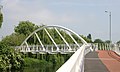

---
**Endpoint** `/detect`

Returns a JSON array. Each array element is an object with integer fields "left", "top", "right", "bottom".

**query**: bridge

[{"left": 16, "top": 25, "right": 120, "bottom": 72}]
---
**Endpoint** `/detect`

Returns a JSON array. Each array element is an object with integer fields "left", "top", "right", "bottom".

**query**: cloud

[
  {"left": 1, "top": 0, "right": 100, "bottom": 30},
  {"left": 1, "top": 0, "right": 119, "bottom": 42},
  {"left": 0, "top": 0, "right": 81, "bottom": 40},
  {"left": 2, "top": 1, "right": 79, "bottom": 26}
]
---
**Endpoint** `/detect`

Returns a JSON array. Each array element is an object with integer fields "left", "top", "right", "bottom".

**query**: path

[
  {"left": 98, "top": 50, "right": 120, "bottom": 72},
  {"left": 84, "top": 51, "right": 109, "bottom": 72},
  {"left": 85, "top": 50, "right": 120, "bottom": 72}
]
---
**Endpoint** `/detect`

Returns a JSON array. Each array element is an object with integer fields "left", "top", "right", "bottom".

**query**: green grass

[{"left": 24, "top": 57, "right": 52, "bottom": 68}]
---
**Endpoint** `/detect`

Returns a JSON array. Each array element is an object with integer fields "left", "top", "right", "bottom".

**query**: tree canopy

[
  {"left": 0, "top": 12, "right": 3, "bottom": 28},
  {"left": 87, "top": 34, "right": 92, "bottom": 40},
  {"left": 1, "top": 33, "right": 26, "bottom": 46},
  {"left": 0, "top": 42, "right": 24, "bottom": 71},
  {"left": 81, "top": 35, "right": 92, "bottom": 43},
  {"left": 2, "top": 20, "right": 94, "bottom": 46},
  {"left": 94, "top": 39, "right": 104, "bottom": 43},
  {"left": 105, "top": 40, "right": 111, "bottom": 43},
  {"left": 14, "top": 21, "right": 38, "bottom": 36},
  {"left": 117, "top": 40, "right": 120, "bottom": 44}
]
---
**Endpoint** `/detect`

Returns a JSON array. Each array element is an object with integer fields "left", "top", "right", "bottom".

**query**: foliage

[
  {"left": 105, "top": 40, "right": 111, "bottom": 43},
  {"left": 117, "top": 40, "right": 120, "bottom": 44},
  {"left": 94, "top": 39, "right": 104, "bottom": 43},
  {"left": 0, "top": 42, "right": 24, "bottom": 71},
  {"left": 60, "top": 30, "right": 74, "bottom": 44},
  {"left": 80, "top": 35, "right": 92, "bottom": 43},
  {"left": 23, "top": 53, "right": 72, "bottom": 72},
  {"left": 24, "top": 57, "right": 52, "bottom": 68},
  {"left": 0, "top": 12, "right": 3, "bottom": 28},
  {"left": 27, "top": 28, "right": 94, "bottom": 45},
  {"left": 13, "top": 21, "right": 93, "bottom": 45},
  {"left": 1, "top": 33, "right": 26, "bottom": 46},
  {"left": 87, "top": 34, "right": 92, "bottom": 40},
  {"left": 14, "top": 21, "right": 39, "bottom": 36}
]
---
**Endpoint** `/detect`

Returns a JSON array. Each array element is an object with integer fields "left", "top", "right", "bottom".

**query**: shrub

[{"left": 0, "top": 42, "right": 24, "bottom": 71}]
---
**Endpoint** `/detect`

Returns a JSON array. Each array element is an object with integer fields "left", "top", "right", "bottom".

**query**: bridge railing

[
  {"left": 56, "top": 44, "right": 91, "bottom": 72},
  {"left": 110, "top": 43, "right": 120, "bottom": 55},
  {"left": 91, "top": 43, "right": 120, "bottom": 55},
  {"left": 16, "top": 44, "right": 84, "bottom": 54},
  {"left": 15, "top": 43, "right": 120, "bottom": 55}
]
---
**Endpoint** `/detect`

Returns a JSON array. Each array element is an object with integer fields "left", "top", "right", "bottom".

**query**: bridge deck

[{"left": 85, "top": 50, "right": 120, "bottom": 72}]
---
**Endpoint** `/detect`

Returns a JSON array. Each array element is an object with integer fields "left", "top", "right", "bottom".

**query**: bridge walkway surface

[{"left": 84, "top": 50, "right": 120, "bottom": 72}]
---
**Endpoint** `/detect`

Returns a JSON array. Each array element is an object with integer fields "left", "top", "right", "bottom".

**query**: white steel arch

[{"left": 20, "top": 25, "right": 88, "bottom": 48}]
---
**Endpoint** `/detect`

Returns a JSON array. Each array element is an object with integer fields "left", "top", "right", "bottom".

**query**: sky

[{"left": 0, "top": 0, "right": 120, "bottom": 42}]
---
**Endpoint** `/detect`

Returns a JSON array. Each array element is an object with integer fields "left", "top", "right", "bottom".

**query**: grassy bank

[
  {"left": 23, "top": 57, "right": 54, "bottom": 72},
  {"left": 24, "top": 57, "right": 53, "bottom": 68}
]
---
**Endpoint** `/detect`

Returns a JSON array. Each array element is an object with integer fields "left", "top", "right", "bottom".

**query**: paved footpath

[
  {"left": 98, "top": 50, "right": 120, "bottom": 72},
  {"left": 84, "top": 50, "right": 120, "bottom": 72}
]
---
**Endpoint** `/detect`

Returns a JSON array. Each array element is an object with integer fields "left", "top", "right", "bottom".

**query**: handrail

[
  {"left": 91, "top": 43, "right": 120, "bottom": 55},
  {"left": 56, "top": 44, "right": 91, "bottom": 72}
]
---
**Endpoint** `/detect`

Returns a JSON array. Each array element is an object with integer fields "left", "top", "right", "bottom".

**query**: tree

[
  {"left": 94, "top": 39, "right": 104, "bottom": 43},
  {"left": 81, "top": 35, "right": 92, "bottom": 43},
  {"left": 0, "top": 42, "right": 24, "bottom": 71},
  {"left": 0, "top": 6, "right": 3, "bottom": 28},
  {"left": 117, "top": 40, "right": 120, "bottom": 44},
  {"left": 1, "top": 33, "right": 26, "bottom": 46},
  {"left": 105, "top": 40, "right": 111, "bottom": 43},
  {"left": 87, "top": 34, "right": 92, "bottom": 40},
  {"left": 14, "top": 21, "right": 38, "bottom": 36}
]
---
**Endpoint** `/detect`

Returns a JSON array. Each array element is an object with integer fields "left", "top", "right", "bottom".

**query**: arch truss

[{"left": 18, "top": 25, "right": 88, "bottom": 54}]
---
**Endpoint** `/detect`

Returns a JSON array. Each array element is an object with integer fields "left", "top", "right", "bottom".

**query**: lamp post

[{"left": 105, "top": 11, "right": 112, "bottom": 43}]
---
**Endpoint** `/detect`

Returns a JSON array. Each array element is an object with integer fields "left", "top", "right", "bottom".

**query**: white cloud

[
  {"left": 0, "top": 0, "right": 81, "bottom": 40},
  {"left": 1, "top": 0, "right": 120, "bottom": 42},
  {"left": 1, "top": 0, "right": 77, "bottom": 24}
]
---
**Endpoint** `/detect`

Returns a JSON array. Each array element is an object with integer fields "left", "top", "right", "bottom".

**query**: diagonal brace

[
  {"left": 44, "top": 28, "right": 59, "bottom": 51},
  {"left": 68, "top": 33, "right": 80, "bottom": 48},
  {"left": 54, "top": 28, "right": 72, "bottom": 50},
  {"left": 35, "top": 32, "right": 45, "bottom": 51}
]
